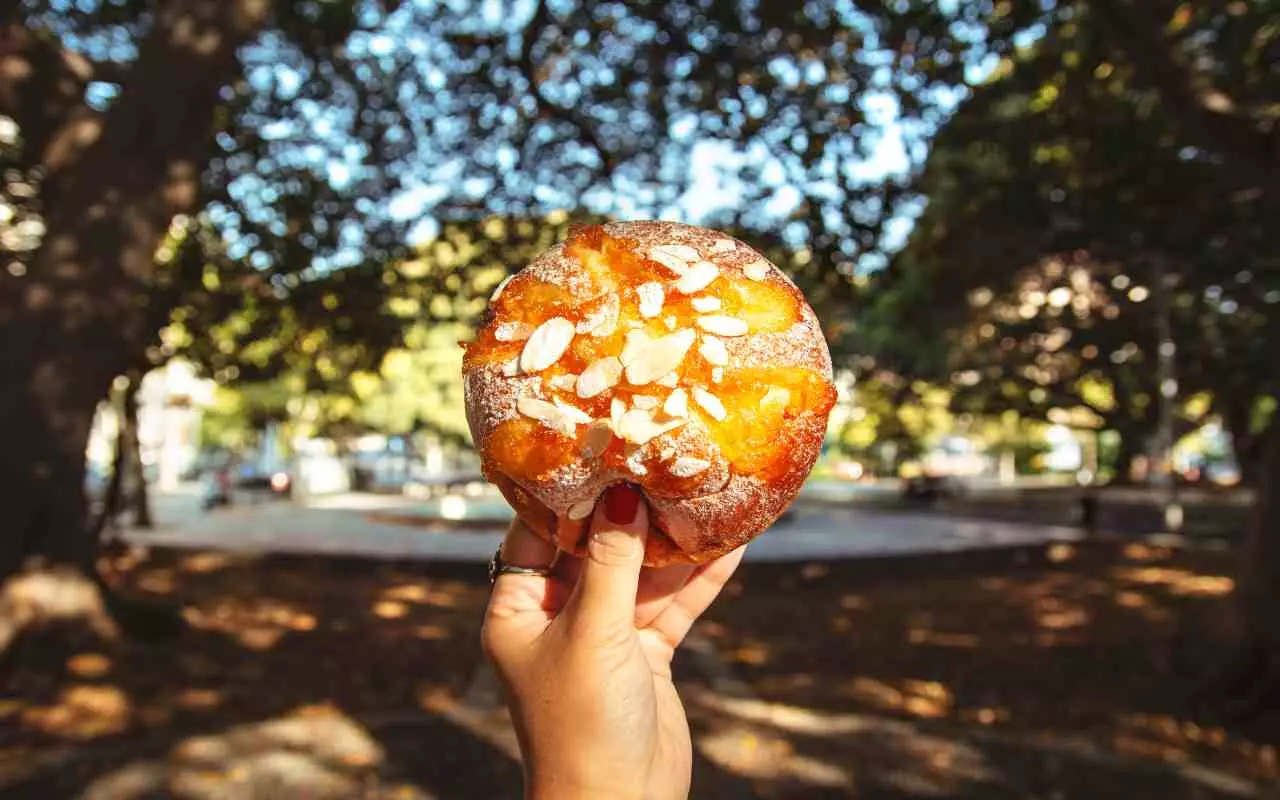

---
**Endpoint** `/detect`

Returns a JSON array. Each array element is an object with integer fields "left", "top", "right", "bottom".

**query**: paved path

[{"left": 124, "top": 488, "right": 1083, "bottom": 563}]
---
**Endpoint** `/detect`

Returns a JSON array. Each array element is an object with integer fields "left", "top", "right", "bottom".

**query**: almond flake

[
  {"left": 520, "top": 317, "right": 575, "bottom": 373},
  {"left": 670, "top": 456, "right": 712, "bottom": 478},
  {"left": 663, "top": 387, "right": 689, "bottom": 418},
  {"left": 576, "top": 356, "right": 623, "bottom": 399},
  {"left": 547, "top": 374, "right": 578, "bottom": 392},
  {"left": 762, "top": 386, "right": 792, "bottom": 409},
  {"left": 610, "top": 397, "right": 626, "bottom": 432},
  {"left": 659, "top": 446, "right": 676, "bottom": 460},
  {"left": 657, "top": 371, "right": 680, "bottom": 388},
  {"left": 621, "top": 329, "right": 697, "bottom": 386},
  {"left": 553, "top": 397, "right": 593, "bottom": 426},
  {"left": 711, "top": 238, "right": 736, "bottom": 253},
  {"left": 576, "top": 294, "right": 619, "bottom": 336},
  {"left": 567, "top": 498, "right": 596, "bottom": 520},
  {"left": 490, "top": 275, "right": 513, "bottom": 302},
  {"left": 647, "top": 247, "right": 691, "bottom": 275},
  {"left": 618, "top": 408, "right": 686, "bottom": 445},
  {"left": 517, "top": 396, "right": 580, "bottom": 436},
  {"left": 696, "top": 315, "right": 749, "bottom": 337},
  {"left": 581, "top": 421, "right": 614, "bottom": 458},
  {"left": 743, "top": 259, "right": 770, "bottom": 281},
  {"left": 698, "top": 335, "right": 728, "bottom": 366},
  {"left": 626, "top": 449, "right": 649, "bottom": 476},
  {"left": 692, "top": 388, "right": 727, "bottom": 421},
  {"left": 637, "top": 282, "right": 665, "bottom": 318},
  {"left": 495, "top": 321, "right": 531, "bottom": 342},
  {"left": 632, "top": 395, "right": 659, "bottom": 410},
  {"left": 691, "top": 296, "right": 721, "bottom": 312},
  {"left": 675, "top": 260, "right": 720, "bottom": 294},
  {"left": 712, "top": 367, "right": 724, "bottom": 383},
  {"left": 653, "top": 243, "right": 700, "bottom": 261},
  {"left": 501, "top": 357, "right": 520, "bottom": 377}
]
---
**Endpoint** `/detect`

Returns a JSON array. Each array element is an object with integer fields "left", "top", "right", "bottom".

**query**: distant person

[{"left": 484, "top": 483, "right": 744, "bottom": 798}]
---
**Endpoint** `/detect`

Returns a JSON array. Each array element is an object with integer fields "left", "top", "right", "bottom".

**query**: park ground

[{"left": 3, "top": 498, "right": 1278, "bottom": 799}]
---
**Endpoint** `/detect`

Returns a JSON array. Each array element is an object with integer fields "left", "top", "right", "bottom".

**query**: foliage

[{"left": 865, "top": 0, "right": 1279, "bottom": 467}]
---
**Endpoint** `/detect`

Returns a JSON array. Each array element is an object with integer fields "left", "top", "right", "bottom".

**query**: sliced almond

[
  {"left": 618, "top": 408, "right": 686, "bottom": 445},
  {"left": 761, "top": 386, "right": 792, "bottom": 410},
  {"left": 576, "top": 294, "right": 619, "bottom": 336},
  {"left": 632, "top": 394, "right": 659, "bottom": 410},
  {"left": 659, "top": 446, "right": 676, "bottom": 461},
  {"left": 696, "top": 315, "right": 749, "bottom": 337},
  {"left": 621, "top": 329, "right": 697, "bottom": 386},
  {"left": 657, "top": 371, "right": 680, "bottom": 388},
  {"left": 637, "top": 282, "right": 664, "bottom": 318},
  {"left": 743, "top": 259, "right": 770, "bottom": 281},
  {"left": 517, "top": 395, "right": 580, "bottom": 436},
  {"left": 501, "top": 357, "right": 520, "bottom": 377},
  {"left": 711, "top": 367, "right": 724, "bottom": 383},
  {"left": 495, "top": 321, "right": 532, "bottom": 342},
  {"left": 652, "top": 243, "right": 699, "bottom": 261},
  {"left": 576, "top": 356, "right": 623, "bottom": 399},
  {"left": 547, "top": 373, "right": 578, "bottom": 392},
  {"left": 620, "top": 329, "right": 650, "bottom": 364},
  {"left": 663, "top": 387, "right": 689, "bottom": 418},
  {"left": 566, "top": 498, "right": 596, "bottom": 520},
  {"left": 711, "top": 238, "right": 736, "bottom": 253},
  {"left": 520, "top": 317, "right": 576, "bottom": 373},
  {"left": 610, "top": 397, "right": 626, "bottom": 432},
  {"left": 553, "top": 397, "right": 594, "bottom": 426},
  {"left": 490, "top": 274, "right": 513, "bottom": 302},
  {"left": 692, "top": 387, "right": 727, "bottom": 421},
  {"left": 675, "top": 260, "right": 720, "bottom": 294},
  {"left": 691, "top": 295, "right": 721, "bottom": 312},
  {"left": 647, "top": 247, "right": 691, "bottom": 275},
  {"left": 670, "top": 456, "right": 712, "bottom": 478},
  {"left": 581, "top": 420, "right": 614, "bottom": 458},
  {"left": 626, "top": 450, "right": 649, "bottom": 476},
  {"left": 698, "top": 335, "right": 729, "bottom": 366}
]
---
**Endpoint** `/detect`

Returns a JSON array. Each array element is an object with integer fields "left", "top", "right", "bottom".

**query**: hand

[{"left": 482, "top": 484, "right": 745, "bottom": 800}]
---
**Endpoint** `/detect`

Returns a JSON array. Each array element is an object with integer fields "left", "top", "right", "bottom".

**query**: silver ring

[{"left": 488, "top": 544, "right": 552, "bottom": 584}]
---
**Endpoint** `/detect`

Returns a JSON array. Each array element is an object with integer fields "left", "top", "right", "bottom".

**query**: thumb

[{"left": 567, "top": 483, "right": 648, "bottom": 632}]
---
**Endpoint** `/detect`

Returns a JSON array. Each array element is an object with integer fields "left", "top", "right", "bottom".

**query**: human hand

[{"left": 482, "top": 484, "right": 745, "bottom": 800}]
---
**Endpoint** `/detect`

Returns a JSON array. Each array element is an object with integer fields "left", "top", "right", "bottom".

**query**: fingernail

[{"left": 603, "top": 483, "right": 641, "bottom": 525}]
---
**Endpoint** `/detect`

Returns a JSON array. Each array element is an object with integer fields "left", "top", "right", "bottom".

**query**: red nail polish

[{"left": 603, "top": 483, "right": 641, "bottom": 525}]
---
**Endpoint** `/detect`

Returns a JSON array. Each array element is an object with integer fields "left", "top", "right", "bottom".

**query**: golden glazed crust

[{"left": 463, "top": 220, "right": 835, "bottom": 566}]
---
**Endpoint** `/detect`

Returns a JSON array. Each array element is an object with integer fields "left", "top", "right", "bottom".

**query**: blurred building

[{"left": 86, "top": 360, "right": 215, "bottom": 490}]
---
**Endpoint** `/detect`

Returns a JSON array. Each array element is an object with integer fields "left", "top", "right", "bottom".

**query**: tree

[
  {"left": 874, "top": 0, "right": 1280, "bottom": 698},
  {"left": 3, "top": 1, "right": 1056, "bottom": 630}
]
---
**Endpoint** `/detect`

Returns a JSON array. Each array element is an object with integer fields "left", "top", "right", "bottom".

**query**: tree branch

[
  {"left": 1093, "top": 0, "right": 1276, "bottom": 184},
  {"left": 518, "top": 0, "right": 615, "bottom": 179}
]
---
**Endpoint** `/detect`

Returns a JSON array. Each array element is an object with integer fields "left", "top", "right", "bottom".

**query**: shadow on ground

[{"left": 0, "top": 543, "right": 1275, "bottom": 798}]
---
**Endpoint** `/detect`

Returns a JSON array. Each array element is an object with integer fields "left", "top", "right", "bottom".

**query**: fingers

[
  {"left": 647, "top": 544, "right": 746, "bottom": 649},
  {"left": 499, "top": 518, "right": 557, "bottom": 569},
  {"left": 488, "top": 519, "right": 558, "bottom": 616},
  {"left": 635, "top": 562, "right": 698, "bottom": 628},
  {"left": 565, "top": 483, "right": 648, "bottom": 633}
]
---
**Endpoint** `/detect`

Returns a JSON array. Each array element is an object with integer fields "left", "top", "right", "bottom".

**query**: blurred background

[{"left": 1, "top": 1, "right": 1277, "bottom": 798}]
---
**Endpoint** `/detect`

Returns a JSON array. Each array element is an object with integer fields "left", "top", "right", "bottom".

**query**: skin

[{"left": 482, "top": 485, "right": 746, "bottom": 800}]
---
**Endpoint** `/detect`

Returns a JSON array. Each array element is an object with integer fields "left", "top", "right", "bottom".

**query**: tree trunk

[
  {"left": 1111, "top": 430, "right": 1143, "bottom": 484},
  {"left": 1208, "top": 417, "right": 1280, "bottom": 715},
  {"left": 0, "top": 0, "right": 269, "bottom": 650},
  {"left": 123, "top": 375, "right": 153, "bottom": 529},
  {"left": 88, "top": 391, "right": 128, "bottom": 546}
]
